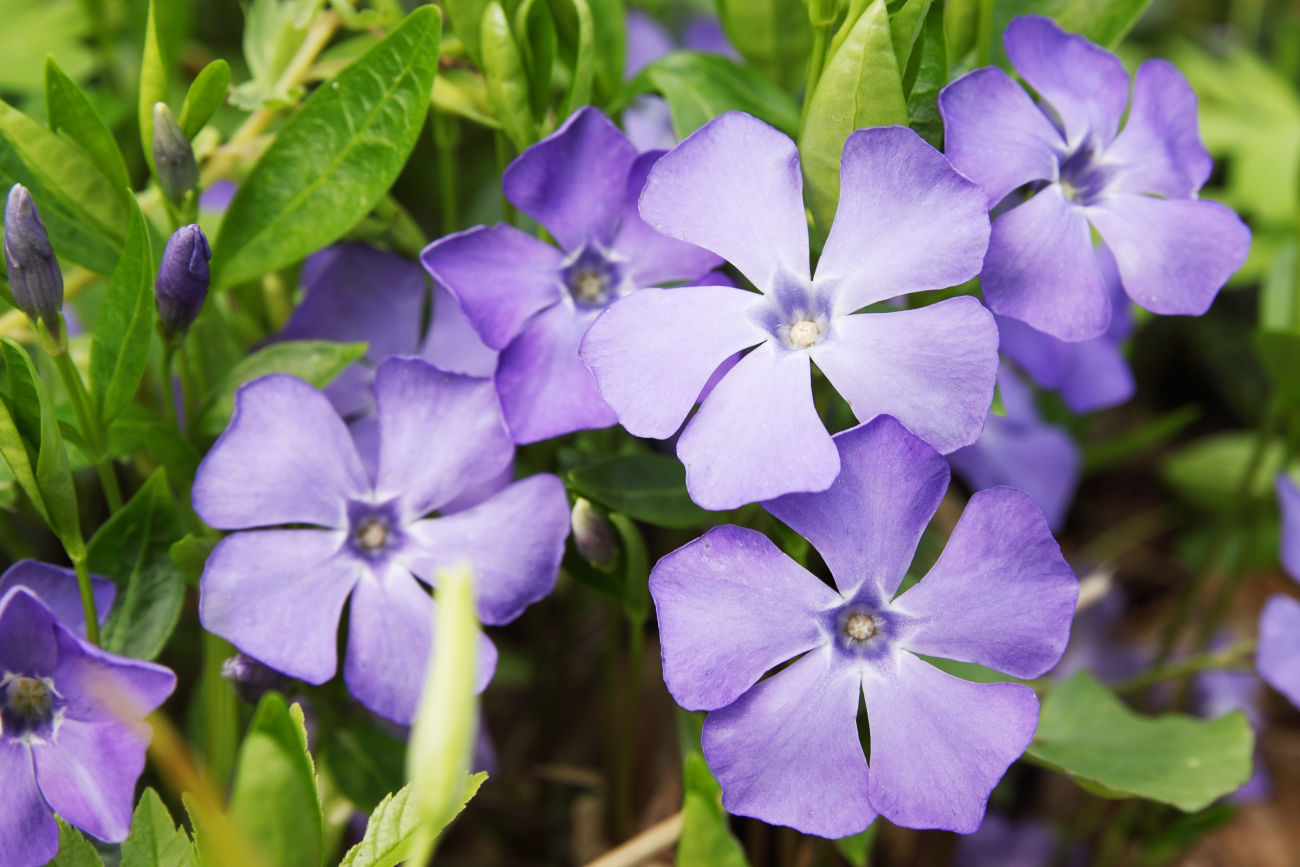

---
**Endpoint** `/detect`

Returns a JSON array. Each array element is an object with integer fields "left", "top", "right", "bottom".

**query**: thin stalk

[
  {"left": 975, "top": 0, "right": 996, "bottom": 68},
  {"left": 72, "top": 553, "right": 100, "bottom": 646},
  {"left": 160, "top": 344, "right": 181, "bottom": 430},
  {"left": 51, "top": 349, "right": 122, "bottom": 512},
  {"left": 432, "top": 110, "right": 460, "bottom": 234},
  {"left": 176, "top": 343, "right": 202, "bottom": 433},
  {"left": 495, "top": 133, "right": 517, "bottom": 226},
  {"left": 1115, "top": 641, "right": 1255, "bottom": 696},
  {"left": 0, "top": 267, "right": 101, "bottom": 339}
]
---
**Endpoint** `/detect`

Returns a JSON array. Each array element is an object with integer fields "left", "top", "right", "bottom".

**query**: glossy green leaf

[
  {"left": 800, "top": 0, "right": 908, "bottom": 231},
  {"left": 229, "top": 694, "right": 324, "bottom": 867},
  {"left": 50, "top": 818, "right": 103, "bottom": 867},
  {"left": 107, "top": 405, "right": 203, "bottom": 491},
  {"left": 88, "top": 468, "right": 187, "bottom": 660},
  {"left": 559, "top": 0, "right": 595, "bottom": 118},
  {"left": 120, "top": 788, "right": 199, "bottom": 867},
  {"left": 44, "top": 56, "right": 132, "bottom": 195},
  {"left": 567, "top": 453, "right": 710, "bottom": 529},
  {"left": 443, "top": 0, "right": 492, "bottom": 66},
  {"left": 905, "top": 0, "right": 948, "bottom": 148},
  {"left": 89, "top": 199, "right": 154, "bottom": 425},
  {"left": 1030, "top": 672, "right": 1253, "bottom": 810},
  {"left": 677, "top": 752, "right": 749, "bottom": 867},
  {"left": 717, "top": 0, "right": 813, "bottom": 92},
  {"left": 515, "top": 0, "right": 556, "bottom": 119},
  {"left": 637, "top": 51, "right": 801, "bottom": 140},
  {"left": 587, "top": 0, "right": 625, "bottom": 101},
  {"left": 890, "top": 0, "right": 933, "bottom": 75},
  {"left": 195, "top": 340, "right": 367, "bottom": 435},
  {"left": 481, "top": 2, "right": 536, "bottom": 150},
  {"left": 339, "top": 775, "right": 487, "bottom": 867},
  {"left": 139, "top": 0, "right": 170, "bottom": 175},
  {"left": 212, "top": 6, "right": 442, "bottom": 289},
  {"left": 180, "top": 59, "right": 232, "bottom": 137}
]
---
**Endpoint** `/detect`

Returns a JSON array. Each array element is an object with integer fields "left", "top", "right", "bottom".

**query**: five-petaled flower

[
  {"left": 193, "top": 357, "right": 570, "bottom": 724},
  {"left": 940, "top": 15, "right": 1251, "bottom": 342},
  {"left": 580, "top": 111, "right": 998, "bottom": 510},
  {"left": 650, "top": 417, "right": 1078, "bottom": 837}
]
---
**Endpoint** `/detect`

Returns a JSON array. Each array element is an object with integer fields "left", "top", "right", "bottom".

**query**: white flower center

[
  {"left": 357, "top": 518, "right": 389, "bottom": 551},
  {"left": 788, "top": 319, "right": 821, "bottom": 348},
  {"left": 843, "top": 612, "right": 878, "bottom": 642}
]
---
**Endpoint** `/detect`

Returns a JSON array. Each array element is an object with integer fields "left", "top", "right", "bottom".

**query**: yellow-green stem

[
  {"left": 73, "top": 554, "right": 100, "bottom": 646},
  {"left": 51, "top": 348, "right": 122, "bottom": 512}
]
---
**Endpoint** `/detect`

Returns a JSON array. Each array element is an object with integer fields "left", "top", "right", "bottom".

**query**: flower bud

[
  {"left": 221, "top": 653, "right": 292, "bottom": 704},
  {"left": 3, "top": 184, "right": 63, "bottom": 337},
  {"left": 152, "top": 103, "right": 198, "bottom": 204},
  {"left": 155, "top": 224, "right": 211, "bottom": 337},
  {"left": 571, "top": 497, "right": 617, "bottom": 570}
]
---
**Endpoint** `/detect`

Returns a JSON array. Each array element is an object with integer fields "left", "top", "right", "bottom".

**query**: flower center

[
  {"left": 788, "top": 319, "right": 822, "bottom": 349},
  {"left": 1, "top": 673, "right": 63, "bottom": 741},
  {"left": 570, "top": 269, "right": 609, "bottom": 305},
  {"left": 843, "top": 611, "right": 878, "bottom": 642},
  {"left": 1056, "top": 144, "right": 1113, "bottom": 205},
  {"left": 356, "top": 517, "right": 389, "bottom": 551},
  {"left": 560, "top": 242, "right": 628, "bottom": 310},
  {"left": 346, "top": 498, "right": 405, "bottom": 561}
]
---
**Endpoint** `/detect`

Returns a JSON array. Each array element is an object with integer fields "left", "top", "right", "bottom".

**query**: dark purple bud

[
  {"left": 155, "top": 224, "right": 211, "bottom": 336},
  {"left": 3, "top": 185, "right": 63, "bottom": 338},
  {"left": 152, "top": 103, "right": 198, "bottom": 204},
  {"left": 221, "top": 652, "right": 292, "bottom": 704}
]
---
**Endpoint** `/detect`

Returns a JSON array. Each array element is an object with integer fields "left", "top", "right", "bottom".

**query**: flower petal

[
  {"left": 949, "top": 419, "right": 1081, "bottom": 532},
  {"left": 1278, "top": 475, "right": 1300, "bottom": 584},
  {"left": 939, "top": 68, "right": 1065, "bottom": 207},
  {"left": 580, "top": 285, "right": 766, "bottom": 438},
  {"left": 420, "top": 283, "right": 499, "bottom": 378},
  {"left": 420, "top": 224, "right": 564, "bottom": 351},
  {"left": 406, "top": 474, "right": 569, "bottom": 626},
  {"left": 1087, "top": 194, "right": 1251, "bottom": 317},
  {"left": 638, "top": 111, "right": 810, "bottom": 290},
  {"left": 0, "top": 740, "right": 55, "bottom": 865},
  {"left": 1105, "top": 60, "right": 1212, "bottom": 198},
  {"left": 0, "top": 560, "right": 114, "bottom": 635},
  {"left": 997, "top": 312, "right": 1135, "bottom": 414},
  {"left": 0, "top": 587, "right": 59, "bottom": 676},
  {"left": 702, "top": 650, "right": 873, "bottom": 839},
  {"left": 811, "top": 297, "right": 998, "bottom": 454},
  {"left": 372, "top": 357, "right": 513, "bottom": 515},
  {"left": 502, "top": 107, "right": 638, "bottom": 249},
  {"left": 199, "top": 529, "right": 359, "bottom": 684},
  {"left": 1003, "top": 15, "right": 1129, "bottom": 147},
  {"left": 678, "top": 342, "right": 838, "bottom": 510},
  {"left": 863, "top": 652, "right": 1038, "bottom": 832},
  {"left": 895, "top": 487, "right": 1078, "bottom": 677},
  {"left": 982, "top": 186, "right": 1111, "bottom": 341},
  {"left": 50, "top": 627, "right": 175, "bottom": 725},
  {"left": 816, "top": 126, "right": 990, "bottom": 311},
  {"left": 611, "top": 151, "right": 723, "bottom": 287},
  {"left": 651, "top": 525, "right": 841, "bottom": 711},
  {"left": 192, "top": 374, "right": 368, "bottom": 530},
  {"left": 764, "top": 417, "right": 949, "bottom": 601},
  {"left": 1258, "top": 595, "right": 1300, "bottom": 709},
  {"left": 33, "top": 717, "right": 144, "bottom": 842}
]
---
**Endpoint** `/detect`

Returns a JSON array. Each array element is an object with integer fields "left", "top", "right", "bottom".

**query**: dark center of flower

[
  {"left": 356, "top": 518, "right": 389, "bottom": 551},
  {"left": 346, "top": 498, "right": 405, "bottom": 561},
  {"left": 1, "top": 673, "right": 63, "bottom": 740},
  {"left": 1056, "top": 144, "right": 1113, "bottom": 205},
  {"left": 843, "top": 611, "right": 878, "bottom": 641},
  {"left": 560, "top": 242, "right": 627, "bottom": 310}
]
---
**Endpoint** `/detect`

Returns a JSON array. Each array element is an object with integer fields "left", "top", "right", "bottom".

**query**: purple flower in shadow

[{"left": 1258, "top": 475, "right": 1300, "bottom": 712}]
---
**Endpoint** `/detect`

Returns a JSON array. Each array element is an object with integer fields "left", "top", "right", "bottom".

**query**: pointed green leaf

[
  {"left": 138, "top": 0, "right": 170, "bottom": 176},
  {"left": 558, "top": 0, "right": 595, "bottom": 119},
  {"left": 50, "top": 818, "right": 104, "bottom": 867},
  {"left": 567, "top": 452, "right": 711, "bottom": 529},
  {"left": 442, "top": 0, "right": 491, "bottom": 66},
  {"left": 677, "top": 752, "right": 749, "bottom": 867},
  {"left": 905, "top": 0, "right": 948, "bottom": 148},
  {"left": 120, "top": 788, "right": 199, "bottom": 867},
  {"left": 481, "top": 2, "right": 536, "bottom": 150},
  {"left": 514, "top": 0, "right": 556, "bottom": 120},
  {"left": 587, "top": 0, "right": 625, "bottom": 101},
  {"left": 44, "top": 56, "right": 132, "bottom": 195},
  {"left": 90, "top": 199, "right": 154, "bottom": 425},
  {"left": 717, "top": 0, "right": 812, "bottom": 92},
  {"left": 636, "top": 51, "right": 801, "bottom": 140},
  {"left": 339, "top": 775, "right": 487, "bottom": 867},
  {"left": 180, "top": 59, "right": 232, "bottom": 138}
]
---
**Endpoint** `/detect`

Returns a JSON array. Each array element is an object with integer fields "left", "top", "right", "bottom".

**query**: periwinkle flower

[
  {"left": 580, "top": 112, "right": 998, "bottom": 510},
  {"left": 3, "top": 184, "right": 63, "bottom": 338},
  {"left": 192, "top": 357, "right": 569, "bottom": 723},
  {"left": 651, "top": 417, "right": 1077, "bottom": 836},
  {"left": 155, "top": 224, "right": 211, "bottom": 338},
  {"left": 152, "top": 103, "right": 198, "bottom": 205},
  {"left": 421, "top": 107, "right": 723, "bottom": 445},
  {"left": 1257, "top": 475, "right": 1300, "bottom": 709},
  {"left": 939, "top": 15, "right": 1251, "bottom": 342},
  {"left": 0, "top": 571, "right": 174, "bottom": 867}
]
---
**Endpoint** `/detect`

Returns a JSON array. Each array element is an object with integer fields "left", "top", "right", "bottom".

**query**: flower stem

[
  {"left": 433, "top": 110, "right": 460, "bottom": 234},
  {"left": 72, "top": 552, "right": 100, "bottom": 646},
  {"left": 50, "top": 347, "right": 122, "bottom": 512},
  {"left": 160, "top": 343, "right": 181, "bottom": 431},
  {"left": 1115, "top": 640, "right": 1255, "bottom": 696}
]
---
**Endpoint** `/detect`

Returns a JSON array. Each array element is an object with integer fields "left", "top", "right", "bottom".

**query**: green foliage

[
  {"left": 120, "top": 788, "right": 199, "bottom": 867},
  {"left": 235, "top": 0, "right": 329, "bottom": 110},
  {"left": 0, "top": 1, "right": 94, "bottom": 92},
  {"left": 44, "top": 57, "right": 131, "bottom": 197},
  {"left": 631, "top": 51, "right": 801, "bottom": 140},
  {"left": 904, "top": 1, "right": 948, "bottom": 148},
  {"left": 212, "top": 6, "right": 442, "bottom": 288},
  {"left": 678, "top": 752, "right": 749, "bottom": 866},
  {"left": 339, "top": 775, "right": 487, "bottom": 867},
  {"left": 49, "top": 818, "right": 103, "bottom": 867},
  {"left": 567, "top": 452, "right": 709, "bottom": 529},
  {"left": 139, "top": 0, "right": 170, "bottom": 177},
  {"left": 1161, "top": 431, "right": 1285, "bottom": 512},
  {"left": 587, "top": 0, "right": 626, "bottom": 101},
  {"left": 982, "top": 0, "right": 1154, "bottom": 66},
  {"left": 716, "top": 0, "right": 813, "bottom": 92},
  {"left": 89, "top": 200, "right": 154, "bottom": 427},
  {"left": 1256, "top": 330, "right": 1300, "bottom": 408},
  {"left": 319, "top": 714, "right": 407, "bottom": 813},
  {"left": 444, "top": 0, "right": 493, "bottom": 66},
  {"left": 1028, "top": 672, "right": 1255, "bottom": 811},
  {"left": 515, "top": 0, "right": 557, "bottom": 120},
  {"left": 482, "top": 2, "right": 537, "bottom": 149},
  {"left": 558, "top": 0, "right": 596, "bottom": 118},
  {"left": 834, "top": 826, "right": 878, "bottom": 866},
  {"left": 180, "top": 60, "right": 233, "bottom": 138}
]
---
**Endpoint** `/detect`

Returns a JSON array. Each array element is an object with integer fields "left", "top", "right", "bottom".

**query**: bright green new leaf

[
  {"left": 443, "top": 0, "right": 492, "bottom": 66},
  {"left": 50, "top": 818, "right": 103, "bottom": 867},
  {"left": 716, "top": 0, "right": 812, "bottom": 92},
  {"left": 120, "top": 788, "right": 199, "bottom": 867},
  {"left": 587, "top": 0, "right": 625, "bottom": 101},
  {"left": 514, "top": 0, "right": 557, "bottom": 120},
  {"left": 89, "top": 199, "right": 155, "bottom": 426},
  {"left": 0, "top": 1, "right": 94, "bottom": 93},
  {"left": 677, "top": 752, "right": 749, "bottom": 867},
  {"left": 1029, "top": 671, "right": 1254, "bottom": 811},
  {"left": 139, "top": 0, "right": 170, "bottom": 175},
  {"left": 338, "top": 775, "right": 487, "bottom": 867},
  {"left": 559, "top": 0, "right": 595, "bottom": 119},
  {"left": 636, "top": 51, "right": 802, "bottom": 140},
  {"left": 44, "top": 56, "right": 132, "bottom": 196},
  {"left": 481, "top": 2, "right": 536, "bottom": 150},
  {"left": 212, "top": 6, "right": 442, "bottom": 288},
  {"left": 87, "top": 468, "right": 187, "bottom": 660},
  {"left": 567, "top": 452, "right": 710, "bottom": 529},
  {"left": 889, "top": 0, "right": 933, "bottom": 75},
  {"left": 236, "top": 0, "right": 328, "bottom": 109},
  {"left": 180, "top": 59, "right": 232, "bottom": 137}
]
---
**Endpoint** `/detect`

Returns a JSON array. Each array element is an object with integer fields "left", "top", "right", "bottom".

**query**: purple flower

[
  {"left": 651, "top": 417, "right": 1077, "bottom": 836},
  {"left": 155, "top": 224, "right": 211, "bottom": 337},
  {"left": 954, "top": 814, "right": 1066, "bottom": 867},
  {"left": 0, "top": 560, "right": 115, "bottom": 637},
  {"left": 581, "top": 112, "right": 998, "bottom": 510},
  {"left": 1258, "top": 475, "right": 1300, "bottom": 710},
  {"left": 192, "top": 357, "right": 570, "bottom": 723},
  {"left": 949, "top": 365, "right": 1081, "bottom": 530},
  {"left": 940, "top": 15, "right": 1251, "bottom": 342},
  {"left": 0, "top": 578, "right": 174, "bottom": 866},
  {"left": 421, "top": 107, "right": 723, "bottom": 444}
]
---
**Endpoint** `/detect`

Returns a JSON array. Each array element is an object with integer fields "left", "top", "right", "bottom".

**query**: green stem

[
  {"left": 51, "top": 349, "right": 122, "bottom": 512},
  {"left": 432, "top": 110, "right": 460, "bottom": 235},
  {"left": 975, "top": 0, "right": 996, "bottom": 68},
  {"left": 160, "top": 343, "right": 181, "bottom": 431},
  {"left": 495, "top": 133, "right": 517, "bottom": 226},
  {"left": 72, "top": 553, "right": 100, "bottom": 646},
  {"left": 176, "top": 342, "right": 202, "bottom": 433},
  {"left": 1115, "top": 641, "right": 1255, "bottom": 696}
]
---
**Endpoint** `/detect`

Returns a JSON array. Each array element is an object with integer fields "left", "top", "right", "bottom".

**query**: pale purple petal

[
  {"left": 49, "top": 627, "right": 175, "bottom": 725},
  {"left": 998, "top": 314, "right": 1135, "bottom": 414},
  {"left": 32, "top": 717, "right": 144, "bottom": 842},
  {"left": 983, "top": 186, "right": 1111, "bottom": 341},
  {"left": 1278, "top": 475, "right": 1300, "bottom": 583},
  {"left": 372, "top": 357, "right": 513, "bottom": 516},
  {"left": 0, "top": 561, "right": 114, "bottom": 634},
  {"left": 895, "top": 487, "right": 1078, "bottom": 677},
  {"left": 199, "top": 529, "right": 359, "bottom": 684},
  {"left": 625, "top": 10, "right": 674, "bottom": 77},
  {"left": 764, "top": 417, "right": 949, "bottom": 601},
  {"left": 811, "top": 298, "right": 998, "bottom": 454},
  {"left": 612, "top": 151, "right": 724, "bottom": 287},
  {"left": 639, "top": 111, "right": 810, "bottom": 289},
  {"left": 863, "top": 653, "right": 1038, "bottom": 832},
  {"left": 192, "top": 375, "right": 368, "bottom": 530},
  {"left": 816, "top": 127, "right": 990, "bottom": 311},
  {"left": 420, "top": 283, "right": 499, "bottom": 378},
  {"left": 683, "top": 16, "right": 737, "bottom": 57},
  {"left": 579, "top": 285, "right": 766, "bottom": 438},
  {"left": 1003, "top": 15, "right": 1129, "bottom": 147},
  {"left": 949, "top": 418, "right": 1081, "bottom": 531},
  {"left": 1087, "top": 194, "right": 1251, "bottom": 317},
  {"left": 702, "top": 651, "right": 873, "bottom": 839},
  {"left": 1105, "top": 60, "right": 1212, "bottom": 198},
  {"left": 502, "top": 107, "right": 638, "bottom": 249},
  {"left": 0, "top": 740, "right": 55, "bottom": 866},
  {"left": 0, "top": 588, "right": 59, "bottom": 676},
  {"left": 1258, "top": 595, "right": 1300, "bottom": 708},
  {"left": 420, "top": 224, "right": 564, "bottom": 350},
  {"left": 650, "top": 525, "right": 841, "bottom": 711},
  {"left": 406, "top": 474, "right": 568, "bottom": 626},
  {"left": 678, "top": 343, "right": 838, "bottom": 510},
  {"left": 622, "top": 96, "right": 677, "bottom": 152},
  {"left": 495, "top": 304, "right": 616, "bottom": 443}
]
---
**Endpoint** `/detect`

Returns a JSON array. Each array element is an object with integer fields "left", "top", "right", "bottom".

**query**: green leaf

[
  {"left": 238, "top": 0, "right": 327, "bottom": 109},
  {"left": 89, "top": 199, "right": 154, "bottom": 426},
  {"left": 229, "top": 694, "right": 324, "bottom": 867},
  {"left": 50, "top": 818, "right": 104, "bottom": 867},
  {"left": 1256, "top": 329, "right": 1300, "bottom": 407},
  {"left": 609, "top": 512, "right": 649, "bottom": 622},
  {"left": 636, "top": 51, "right": 802, "bottom": 141},
  {"left": 180, "top": 59, "right": 232, "bottom": 138},
  {"left": 567, "top": 453, "right": 709, "bottom": 529},
  {"left": 0, "top": 1, "right": 94, "bottom": 93},
  {"left": 443, "top": 0, "right": 492, "bottom": 66},
  {"left": 87, "top": 468, "right": 187, "bottom": 660},
  {"left": 339, "top": 775, "right": 487, "bottom": 867},
  {"left": 717, "top": 0, "right": 812, "bottom": 92},
  {"left": 169, "top": 533, "right": 216, "bottom": 587},
  {"left": 120, "top": 788, "right": 199, "bottom": 867},
  {"left": 514, "top": 0, "right": 556, "bottom": 119},
  {"left": 986, "top": 0, "right": 1153, "bottom": 67},
  {"left": 139, "top": 0, "right": 170, "bottom": 176},
  {"left": 195, "top": 340, "right": 367, "bottom": 435},
  {"left": 834, "top": 826, "right": 878, "bottom": 867},
  {"left": 677, "top": 752, "right": 749, "bottom": 867},
  {"left": 889, "top": 0, "right": 933, "bottom": 75},
  {"left": 107, "top": 405, "right": 203, "bottom": 491},
  {"left": 587, "top": 0, "right": 625, "bottom": 101},
  {"left": 319, "top": 714, "right": 407, "bottom": 813},
  {"left": 1028, "top": 671, "right": 1254, "bottom": 811},
  {"left": 800, "top": 0, "right": 908, "bottom": 232},
  {"left": 558, "top": 0, "right": 595, "bottom": 118},
  {"left": 904, "top": 1, "right": 947, "bottom": 148},
  {"left": 44, "top": 56, "right": 132, "bottom": 196},
  {"left": 1160, "top": 430, "right": 1284, "bottom": 513},
  {"left": 212, "top": 6, "right": 442, "bottom": 289},
  {"left": 481, "top": 2, "right": 536, "bottom": 150}
]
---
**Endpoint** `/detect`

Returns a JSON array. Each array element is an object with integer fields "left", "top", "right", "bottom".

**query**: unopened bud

[
  {"left": 221, "top": 652, "right": 292, "bottom": 704},
  {"left": 155, "top": 224, "right": 211, "bottom": 337},
  {"left": 3, "top": 185, "right": 63, "bottom": 338},
  {"left": 152, "top": 103, "right": 198, "bottom": 204},
  {"left": 571, "top": 498, "right": 617, "bottom": 570}
]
